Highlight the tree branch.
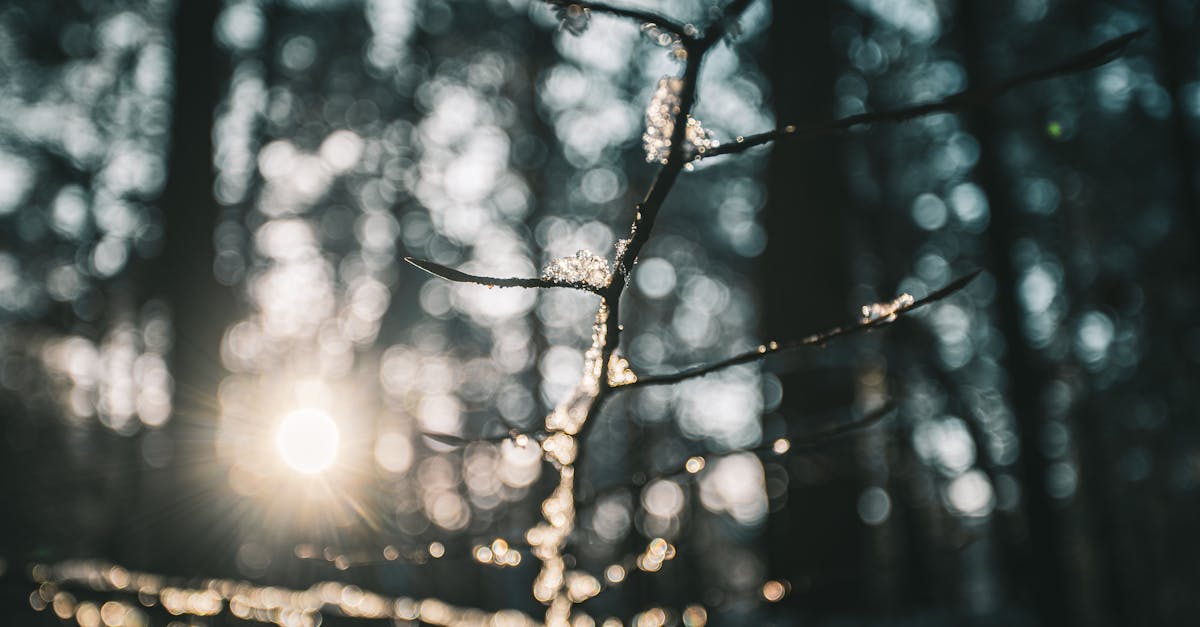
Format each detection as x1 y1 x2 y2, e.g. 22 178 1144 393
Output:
404 257 602 293
702 29 1146 160
620 270 981 388
420 429 541 449
599 0 757 371
583 403 896 504
782 401 895 449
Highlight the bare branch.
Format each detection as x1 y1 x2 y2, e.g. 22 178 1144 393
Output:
420 429 540 449
598 0 760 380
540 0 694 42
783 401 894 449
702 29 1146 159
584 404 896 504
621 270 981 388
404 257 601 293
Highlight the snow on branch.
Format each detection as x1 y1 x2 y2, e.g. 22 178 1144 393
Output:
619 271 983 389
701 29 1147 160
404 256 604 293
541 0 695 41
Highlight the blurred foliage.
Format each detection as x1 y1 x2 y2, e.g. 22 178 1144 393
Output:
1 0 1198 625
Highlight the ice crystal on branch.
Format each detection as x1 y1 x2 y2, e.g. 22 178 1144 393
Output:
541 249 611 289
528 303 609 624
614 237 631 261
607 353 637 386
541 431 578 465
861 293 916 323
643 77 719 164
527 465 576 623
641 22 686 61
613 236 634 277
546 303 608 435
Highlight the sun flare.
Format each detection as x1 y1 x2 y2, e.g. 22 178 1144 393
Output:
275 408 340 474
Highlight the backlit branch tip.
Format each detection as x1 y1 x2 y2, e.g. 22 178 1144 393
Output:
701 29 1146 160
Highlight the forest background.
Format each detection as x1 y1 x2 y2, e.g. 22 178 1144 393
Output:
0 0 1198 625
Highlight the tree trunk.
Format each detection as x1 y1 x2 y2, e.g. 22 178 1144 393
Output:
763 0 863 614
956 2 1071 624
146 0 235 575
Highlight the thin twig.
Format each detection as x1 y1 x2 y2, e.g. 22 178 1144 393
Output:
620 270 981 388
702 29 1146 160
784 401 895 449
420 429 542 449
582 403 896 505
404 257 602 293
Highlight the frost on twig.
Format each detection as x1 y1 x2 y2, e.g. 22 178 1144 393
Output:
641 22 687 62
861 293 915 323
541 250 612 290
613 237 631 269
607 352 637 386
404 256 601 293
643 77 719 164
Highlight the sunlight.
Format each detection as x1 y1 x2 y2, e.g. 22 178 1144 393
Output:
275 408 339 474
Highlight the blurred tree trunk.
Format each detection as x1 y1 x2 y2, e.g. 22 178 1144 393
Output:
1153 0 1200 259
762 0 863 613
145 0 235 575
956 2 1070 624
